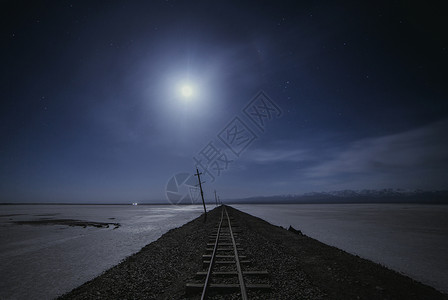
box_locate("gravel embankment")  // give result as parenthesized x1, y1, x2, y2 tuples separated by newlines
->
(59, 206, 448, 299)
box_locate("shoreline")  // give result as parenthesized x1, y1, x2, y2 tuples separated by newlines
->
(59, 206, 448, 299)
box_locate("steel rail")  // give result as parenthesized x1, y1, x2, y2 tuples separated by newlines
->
(224, 207, 248, 300)
(201, 207, 224, 300)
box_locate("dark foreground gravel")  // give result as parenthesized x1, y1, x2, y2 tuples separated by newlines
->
(59, 206, 448, 299)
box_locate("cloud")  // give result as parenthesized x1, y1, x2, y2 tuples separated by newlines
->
(243, 148, 310, 163)
(304, 119, 448, 190)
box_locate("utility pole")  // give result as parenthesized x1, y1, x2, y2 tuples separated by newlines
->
(194, 168, 207, 221)
(214, 190, 218, 207)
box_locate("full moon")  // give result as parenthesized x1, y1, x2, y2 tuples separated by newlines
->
(181, 85, 193, 98)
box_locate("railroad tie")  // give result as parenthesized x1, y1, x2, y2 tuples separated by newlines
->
(186, 206, 271, 299)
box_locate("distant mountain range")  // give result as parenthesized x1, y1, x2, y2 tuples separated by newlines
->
(225, 189, 448, 204)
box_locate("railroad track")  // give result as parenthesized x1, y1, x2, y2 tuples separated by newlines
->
(186, 206, 270, 299)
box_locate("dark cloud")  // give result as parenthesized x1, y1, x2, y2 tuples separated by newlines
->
(302, 120, 448, 191)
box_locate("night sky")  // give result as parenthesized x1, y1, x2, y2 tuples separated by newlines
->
(2, 1, 447, 203)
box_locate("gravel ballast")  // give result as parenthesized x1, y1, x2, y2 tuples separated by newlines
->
(59, 206, 448, 299)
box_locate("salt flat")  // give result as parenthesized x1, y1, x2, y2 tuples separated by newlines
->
(0, 205, 203, 300)
(2, 203, 447, 299)
(232, 203, 448, 293)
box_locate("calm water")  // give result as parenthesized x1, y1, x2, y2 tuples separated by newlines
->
(232, 204, 448, 293)
(0, 205, 203, 300)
